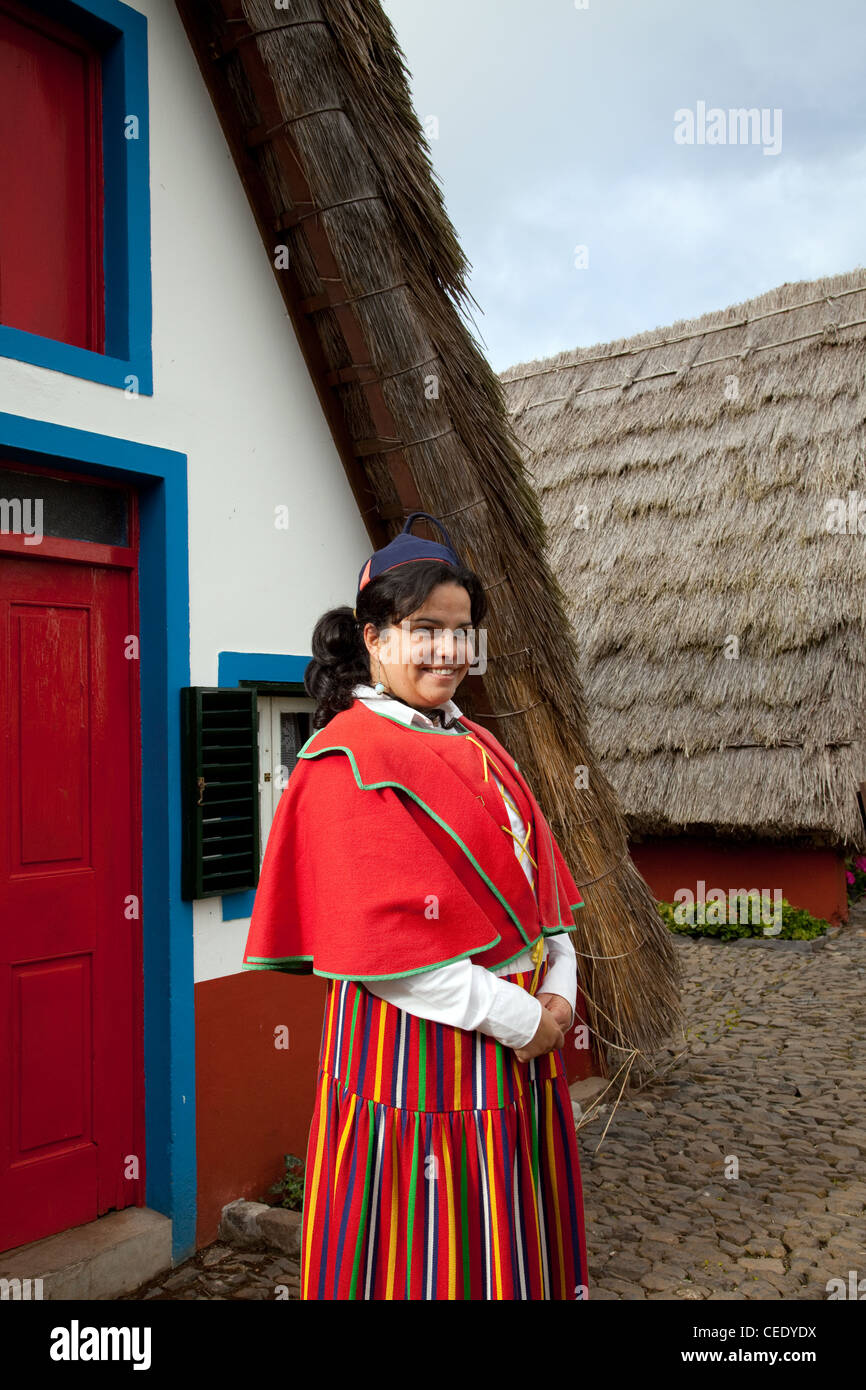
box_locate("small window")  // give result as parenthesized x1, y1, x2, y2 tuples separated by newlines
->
(257, 696, 313, 852)
(0, 0, 104, 350)
(0, 0, 153, 392)
(0, 467, 129, 545)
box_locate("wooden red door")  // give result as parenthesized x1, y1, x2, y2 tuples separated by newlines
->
(0, 547, 144, 1252)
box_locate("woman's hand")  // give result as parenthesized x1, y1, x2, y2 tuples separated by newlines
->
(535, 991, 574, 1031)
(514, 1004, 565, 1062)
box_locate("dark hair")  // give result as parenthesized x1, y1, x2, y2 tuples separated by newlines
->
(304, 559, 488, 729)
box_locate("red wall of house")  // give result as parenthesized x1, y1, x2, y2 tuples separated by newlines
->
(629, 837, 848, 924)
(195, 971, 328, 1249)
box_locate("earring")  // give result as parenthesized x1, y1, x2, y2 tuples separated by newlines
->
(374, 658, 387, 696)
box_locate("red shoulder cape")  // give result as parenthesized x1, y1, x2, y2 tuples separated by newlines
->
(242, 699, 583, 979)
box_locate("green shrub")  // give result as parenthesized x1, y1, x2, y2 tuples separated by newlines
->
(656, 896, 829, 942)
(268, 1153, 305, 1211)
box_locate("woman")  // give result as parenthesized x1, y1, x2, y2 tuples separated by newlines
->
(243, 512, 590, 1300)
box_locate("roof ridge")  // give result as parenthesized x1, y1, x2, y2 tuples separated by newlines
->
(500, 266, 866, 386)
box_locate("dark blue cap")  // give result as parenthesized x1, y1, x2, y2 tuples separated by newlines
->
(355, 511, 461, 609)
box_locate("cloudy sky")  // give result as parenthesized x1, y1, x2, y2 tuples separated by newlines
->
(381, 0, 865, 373)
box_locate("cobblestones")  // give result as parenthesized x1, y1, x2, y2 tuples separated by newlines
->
(121, 902, 866, 1301)
(579, 901, 866, 1301)
(122, 1242, 301, 1301)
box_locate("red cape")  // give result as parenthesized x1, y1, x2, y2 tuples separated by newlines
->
(243, 699, 584, 980)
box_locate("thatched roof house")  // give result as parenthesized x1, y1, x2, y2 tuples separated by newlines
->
(1, 0, 683, 1276)
(178, 0, 682, 1071)
(500, 268, 866, 922)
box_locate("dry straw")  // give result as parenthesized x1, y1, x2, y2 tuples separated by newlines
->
(194, 0, 683, 1071)
(500, 268, 866, 852)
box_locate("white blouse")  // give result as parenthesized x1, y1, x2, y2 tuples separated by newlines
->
(350, 684, 578, 1049)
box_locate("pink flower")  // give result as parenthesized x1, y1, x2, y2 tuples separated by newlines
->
(846, 871, 856, 885)
(854, 856, 866, 871)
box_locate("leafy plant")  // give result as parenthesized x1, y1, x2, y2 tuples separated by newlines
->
(655, 896, 829, 942)
(268, 1153, 305, 1211)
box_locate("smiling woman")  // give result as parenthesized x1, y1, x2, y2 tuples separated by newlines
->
(305, 510, 486, 731)
(243, 512, 589, 1300)
(364, 581, 476, 706)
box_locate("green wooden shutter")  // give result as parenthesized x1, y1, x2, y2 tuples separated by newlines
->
(181, 687, 261, 900)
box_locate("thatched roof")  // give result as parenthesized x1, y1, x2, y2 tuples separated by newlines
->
(176, 0, 682, 1073)
(500, 268, 866, 852)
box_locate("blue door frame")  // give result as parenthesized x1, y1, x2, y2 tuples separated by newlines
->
(0, 410, 195, 1262)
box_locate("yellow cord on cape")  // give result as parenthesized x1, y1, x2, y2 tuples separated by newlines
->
(466, 733, 544, 995)
(529, 936, 544, 996)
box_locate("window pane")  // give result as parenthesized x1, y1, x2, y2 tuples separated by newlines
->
(279, 713, 310, 780)
(0, 6, 103, 349)
(0, 470, 128, 545)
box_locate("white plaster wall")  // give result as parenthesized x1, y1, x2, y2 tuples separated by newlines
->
(0, 0, 372, 980)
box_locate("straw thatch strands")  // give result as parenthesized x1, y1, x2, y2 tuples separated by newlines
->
(500, 269, 866, 874)
(178, 0, 682, 1075)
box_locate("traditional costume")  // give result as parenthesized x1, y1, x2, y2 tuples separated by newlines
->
(242, 513, 590, 1300)
(349, 682, 581, 1047)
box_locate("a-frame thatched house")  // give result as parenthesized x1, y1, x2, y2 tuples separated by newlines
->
(500, 268, 866, 928)
(174, 0, 681, 1238)
(0, 0, 678, 1288)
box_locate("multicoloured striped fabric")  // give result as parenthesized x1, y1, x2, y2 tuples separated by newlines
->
(299, 956, 590, 1300)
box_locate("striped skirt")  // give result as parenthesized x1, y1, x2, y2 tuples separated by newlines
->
(299, 958, 590, 1300)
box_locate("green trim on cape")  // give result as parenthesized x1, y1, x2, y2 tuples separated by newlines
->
(242, 929, 565, 981)
(297, 740, 543, 949)
(284, 705, 585, 976)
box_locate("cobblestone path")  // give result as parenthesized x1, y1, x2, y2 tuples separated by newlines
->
(579, 903, 866, 1300)
(123, 903, 866, 1301)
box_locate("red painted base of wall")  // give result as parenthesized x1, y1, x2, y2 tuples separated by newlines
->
(629, 837, 848, 925)
(195, 971, 328, 1250)
(196, 965, 598, 1249)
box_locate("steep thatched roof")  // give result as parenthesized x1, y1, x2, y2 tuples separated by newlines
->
(500, 268, 866, 851)
(176, 0, 682, 1072)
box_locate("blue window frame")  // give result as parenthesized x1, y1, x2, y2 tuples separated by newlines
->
(0, 0, 152, 393)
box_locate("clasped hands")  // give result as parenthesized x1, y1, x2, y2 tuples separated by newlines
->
(513, 992, 574, 1063)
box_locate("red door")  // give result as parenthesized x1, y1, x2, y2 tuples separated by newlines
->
(0, 534, 144, 1251)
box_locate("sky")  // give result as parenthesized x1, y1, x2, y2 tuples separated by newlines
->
(380, 0, 866, 373)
